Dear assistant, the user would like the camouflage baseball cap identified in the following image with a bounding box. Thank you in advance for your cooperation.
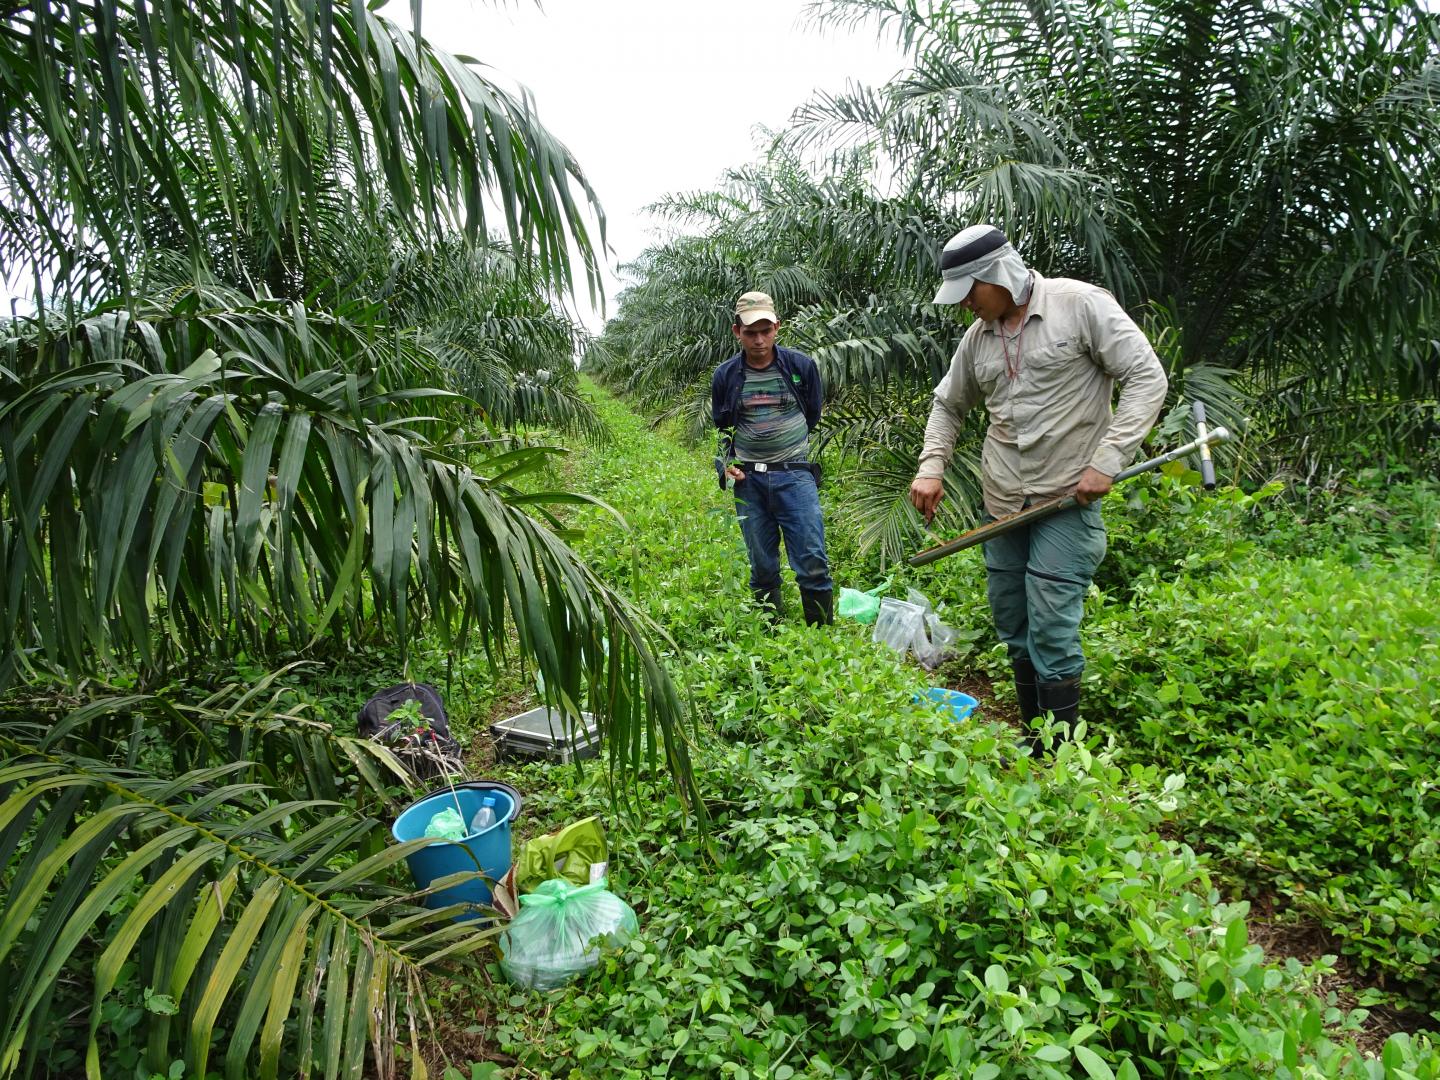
[734,290,779,325]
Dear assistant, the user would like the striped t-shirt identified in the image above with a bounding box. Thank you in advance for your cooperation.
[733,364,810,463]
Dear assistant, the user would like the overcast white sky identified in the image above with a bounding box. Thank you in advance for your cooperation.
[3,2,909,326]
[384,0,910,328]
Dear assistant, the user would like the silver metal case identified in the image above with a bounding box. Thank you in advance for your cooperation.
[490,706,600,763]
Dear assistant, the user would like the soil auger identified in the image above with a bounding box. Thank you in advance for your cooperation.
[908,401,1231,568]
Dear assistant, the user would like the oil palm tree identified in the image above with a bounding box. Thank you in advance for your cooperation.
[0,677,488,1080]
[0,0,604,301]
[0,286,694,1077]
[585,153,990,562]
[801,0,1440,468]
[1,2,699,1076]
[380,236,607,441]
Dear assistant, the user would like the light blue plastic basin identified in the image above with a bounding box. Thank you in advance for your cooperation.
[917,687,980,722]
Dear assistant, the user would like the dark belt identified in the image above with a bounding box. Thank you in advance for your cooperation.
[738,460,813,473]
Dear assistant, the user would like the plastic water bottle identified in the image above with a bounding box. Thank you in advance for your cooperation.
[470,796,496,834]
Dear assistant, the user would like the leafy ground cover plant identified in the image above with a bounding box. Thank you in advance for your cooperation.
[513,712,1440,1078]
[464,389,1439,1078]
[1086,538,1440,1001]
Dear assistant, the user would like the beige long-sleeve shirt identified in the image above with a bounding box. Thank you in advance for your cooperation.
[916,273,1169,517]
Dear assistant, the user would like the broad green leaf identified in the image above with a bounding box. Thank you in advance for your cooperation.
[1073,1045,1117,1080]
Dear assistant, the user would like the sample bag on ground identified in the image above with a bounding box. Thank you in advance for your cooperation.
[515,816,608,894]
[873,597,926,653]
[499,878,638,991]
[873,591,962,671]
[837,580,889,624]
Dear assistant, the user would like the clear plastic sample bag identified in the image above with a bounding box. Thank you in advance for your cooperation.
[874,592,961,670]
[873,597,926,653]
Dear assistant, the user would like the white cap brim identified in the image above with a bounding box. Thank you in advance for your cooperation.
[932,275,975,305]
[737,308,778,325]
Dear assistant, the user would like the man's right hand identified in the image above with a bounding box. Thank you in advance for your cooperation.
[909,477,944,523]
[725,465,746,483]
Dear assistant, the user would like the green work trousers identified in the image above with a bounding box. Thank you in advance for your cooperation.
[982,501,1107,681]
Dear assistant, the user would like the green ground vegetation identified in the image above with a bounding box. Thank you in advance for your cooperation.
[3,373,1435,1080]
[3,0,1437,1075]
[455,387,1439,1079]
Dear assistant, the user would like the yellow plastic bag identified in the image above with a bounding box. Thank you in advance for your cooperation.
[515,816,607,894]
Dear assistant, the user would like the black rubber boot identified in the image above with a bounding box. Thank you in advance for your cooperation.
[1037,676,1082,742]
[800,588,834,627]
[1013,655,1044,756]
[753,585,783,622]
[1012,655,1041,724]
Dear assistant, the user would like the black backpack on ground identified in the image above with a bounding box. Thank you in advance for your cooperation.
[357,682,462,779]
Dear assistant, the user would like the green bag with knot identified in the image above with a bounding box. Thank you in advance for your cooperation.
[837,579,891,624]
[499,878,638,991]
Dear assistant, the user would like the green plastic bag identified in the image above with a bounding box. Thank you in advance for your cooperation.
[515,816,608,894]
[838,581,889,624]
[499,878,638,991]
[423,807,466,840]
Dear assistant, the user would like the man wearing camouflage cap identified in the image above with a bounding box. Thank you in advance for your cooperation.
[712,290,833,626]
[911,225,1168,748]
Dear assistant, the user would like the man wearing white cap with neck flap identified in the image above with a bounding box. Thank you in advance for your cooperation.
[910,225,1168,749]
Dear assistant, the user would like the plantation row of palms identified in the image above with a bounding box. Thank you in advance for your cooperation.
[587,0,1440,560]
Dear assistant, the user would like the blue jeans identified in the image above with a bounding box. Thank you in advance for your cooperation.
[733,469,832,593]
[982,502,1107,681]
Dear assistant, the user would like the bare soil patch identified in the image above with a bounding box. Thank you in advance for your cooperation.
[1243,892,1435,1054]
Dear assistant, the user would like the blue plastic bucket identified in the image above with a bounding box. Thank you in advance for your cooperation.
[917,687,979,722]
[391,785,516,917]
